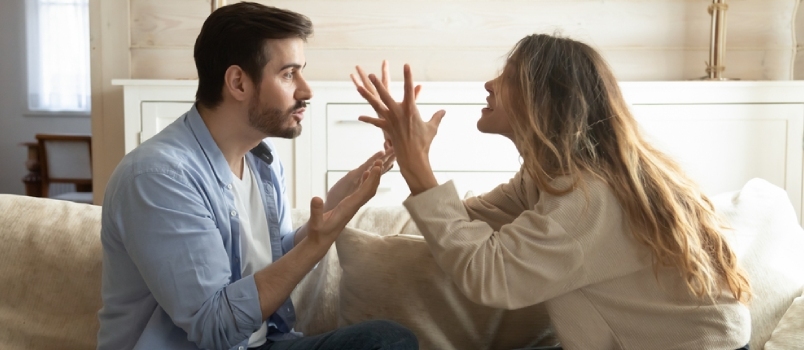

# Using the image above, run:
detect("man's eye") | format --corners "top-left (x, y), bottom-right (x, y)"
top-left (284, 71), bottom-right (294, 79)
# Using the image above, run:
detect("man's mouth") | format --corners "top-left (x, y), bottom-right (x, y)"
top-left (292, 108), bottom-right (306, 121)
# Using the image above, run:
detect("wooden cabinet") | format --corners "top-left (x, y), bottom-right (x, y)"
top-left (113, 80), bottom-right (804, 223)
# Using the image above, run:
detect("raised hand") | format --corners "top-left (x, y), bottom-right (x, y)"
top-left (324, 150), bottom-right (395, 212)
top-left (355, 64), bottom-right (443, 196)
top-left (351, 60), bottom-right (422, 151)
top-left (306, 159), bottom-right (384, 245)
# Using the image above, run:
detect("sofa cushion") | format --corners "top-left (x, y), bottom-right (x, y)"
top-left (710, 179), bottom-right (804, 349)
top-left (290, 205), bottom-right (419, 336)
top-left (0, 195), bottom-right (102, 349)
top-left (336, 227), bottom-right (555, 350)
top-left (763, 289), bottom-right (804, 350)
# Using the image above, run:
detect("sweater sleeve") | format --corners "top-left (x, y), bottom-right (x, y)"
top-left (462, 170), bottom-right (529, 231)
top-left (404, 179), bottom-right (646, 310)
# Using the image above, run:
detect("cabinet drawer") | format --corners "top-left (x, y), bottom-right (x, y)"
top-left (327, 171), bottom-right (517, 207)
top-left (631, 103), bottom-right (799, 198)
top-left (326, 104), bottom-right (520, 172)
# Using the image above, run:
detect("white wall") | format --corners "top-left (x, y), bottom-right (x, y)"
top-left (0, 0), bottom-right (91, 195)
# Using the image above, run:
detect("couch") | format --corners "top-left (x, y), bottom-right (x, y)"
top-left (1, 179), bottom-right (803, 349)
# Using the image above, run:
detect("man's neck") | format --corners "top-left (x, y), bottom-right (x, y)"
top-left (197, 103), bottom-right (262, 177)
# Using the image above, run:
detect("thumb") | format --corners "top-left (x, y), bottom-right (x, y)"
top-left (308, 196), bottom-right (324, 231)
top-left (429, 109), bottom-right (447, 128)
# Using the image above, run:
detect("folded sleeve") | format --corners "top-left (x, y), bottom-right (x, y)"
top-left (463, 170), bottom-right (529, 231)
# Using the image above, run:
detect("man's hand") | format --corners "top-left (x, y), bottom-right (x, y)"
top-left (254, 160), bottom-right (383, 320)
top-left (293, 158), bottom-right (385, 246)
top-left (306, 159), bottom-right (384, 246)
top-left (325, 150), bottom-right (395, 212)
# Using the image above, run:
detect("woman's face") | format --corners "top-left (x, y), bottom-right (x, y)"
top-left (478, 75), bottom-right (515, 138)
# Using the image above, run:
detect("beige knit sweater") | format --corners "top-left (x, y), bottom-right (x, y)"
top-left (403, 170), bottom-right (750, 350)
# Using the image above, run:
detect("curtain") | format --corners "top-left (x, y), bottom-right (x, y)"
top-left (26, 0), bottom-right (91, 113)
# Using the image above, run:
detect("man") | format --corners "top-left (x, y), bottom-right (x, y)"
top-left (97, 3), bottom-right (417, 350)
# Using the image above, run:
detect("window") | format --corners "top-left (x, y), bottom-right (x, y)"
top-left (25, 0), bottom-right (91, 113)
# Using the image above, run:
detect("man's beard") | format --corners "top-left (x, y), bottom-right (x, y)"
top-left (248, 97), bottom-right (305, 139)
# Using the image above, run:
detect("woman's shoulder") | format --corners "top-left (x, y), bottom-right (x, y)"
top-left (524, 175), bottom-right (624, 234)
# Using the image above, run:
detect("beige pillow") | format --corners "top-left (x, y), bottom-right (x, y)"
top-left (763, 289), bottom-right (804, 350)
top-left (336, 227), bottom-right (555, 350)
top-left (290, 205), bottom-right (419, 336)
top-left (710, 179), bottom-right (804, 349)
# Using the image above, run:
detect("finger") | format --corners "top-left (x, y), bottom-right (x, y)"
top-left (358, 115), bottom-right (389, 130)
top-left (380, 147), bottom-right (395, 161)
top-left (332, 165), bottom-right (382, 221)
top-left (369, 74), bottom-right (403, 117)
top-left (356, 65), bottom-right (376, 95)
top-left (362, 164), bottom-right (383, 194)
top-left (381, 60), bottom-right (390, 88)
top-left (429, 109), bottom-right (447, 128)
top-left (360, 150), bottom-right (386, 170)
top-left (308, 196), bottom-right (324, 230)
top-left (349, 73), bottom-right (362, 89)
top-left (382, 156), bottom-right (396, 173)
top-left (403, 64), bottom-right (415, 106)
top-left (356, 85), bottom-right (390, 114)
top-left (384, 152), bottom-right (396, 165)
top-left (414, 85), bottom-right (422, 100)
top-left (353, 164), bottom-right (382, 201)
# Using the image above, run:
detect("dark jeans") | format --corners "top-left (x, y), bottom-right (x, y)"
top-left (514, 345), bottom-right (750, 350)
top-left (250, 320), bottom-right (418, 350)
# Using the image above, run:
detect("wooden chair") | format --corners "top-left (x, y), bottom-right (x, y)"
top-left (35, 134), bottom-right (93, 204)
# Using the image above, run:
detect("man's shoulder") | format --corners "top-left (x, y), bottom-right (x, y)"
top-left (112, 118), bottom-right (209, 185)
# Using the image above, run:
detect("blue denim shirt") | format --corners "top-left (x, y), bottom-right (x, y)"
top-left (98, 105), bottom-right (300, 350)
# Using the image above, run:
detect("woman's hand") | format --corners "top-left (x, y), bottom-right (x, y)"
top-left (354, 63), bottom-right (444, 195)
top-left (351, 60), bottom-right (421, 151)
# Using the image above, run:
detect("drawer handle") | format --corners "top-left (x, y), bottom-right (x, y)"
top-left (377, 187), bottom-right (393, 192)
top-left (336, 120), bottom-right (367, 124)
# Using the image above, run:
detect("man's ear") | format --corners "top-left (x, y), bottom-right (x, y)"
top-left (223, 65), bottom-right (252, 102)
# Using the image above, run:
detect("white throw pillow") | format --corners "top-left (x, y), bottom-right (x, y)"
top-left (336, 227), bottom-right (555, 350)
top-left (710, 178), bottom-right (804, 349)
top-left (763, 289), bottom-right (804, 350)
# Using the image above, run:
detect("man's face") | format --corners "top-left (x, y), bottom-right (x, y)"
top-left (248, 38), bottom-right (312, 139)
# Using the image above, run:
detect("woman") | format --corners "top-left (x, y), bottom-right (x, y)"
top-left (351, 34), bottom-right (751, 350)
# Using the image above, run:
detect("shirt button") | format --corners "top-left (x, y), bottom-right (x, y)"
top-left (227, 184), bottom-right (233, 190)
top-left (231, 210), bottom-right (237, 217)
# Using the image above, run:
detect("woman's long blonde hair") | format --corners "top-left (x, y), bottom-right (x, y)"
top-left (500, 34), bottom-right (750, 302)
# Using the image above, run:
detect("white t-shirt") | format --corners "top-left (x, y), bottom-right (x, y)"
top-left (231, 159), bottom-right (273, 347)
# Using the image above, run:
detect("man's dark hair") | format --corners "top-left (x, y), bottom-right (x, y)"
top-left (194, 2), bottom-right (313, 108)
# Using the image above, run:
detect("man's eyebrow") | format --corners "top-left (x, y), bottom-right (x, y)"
top-left (279, 63), bottom-right (306, 71)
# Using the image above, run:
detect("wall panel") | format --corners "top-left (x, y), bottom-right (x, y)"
top-left (129, 0), bottom-right (798, 81)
